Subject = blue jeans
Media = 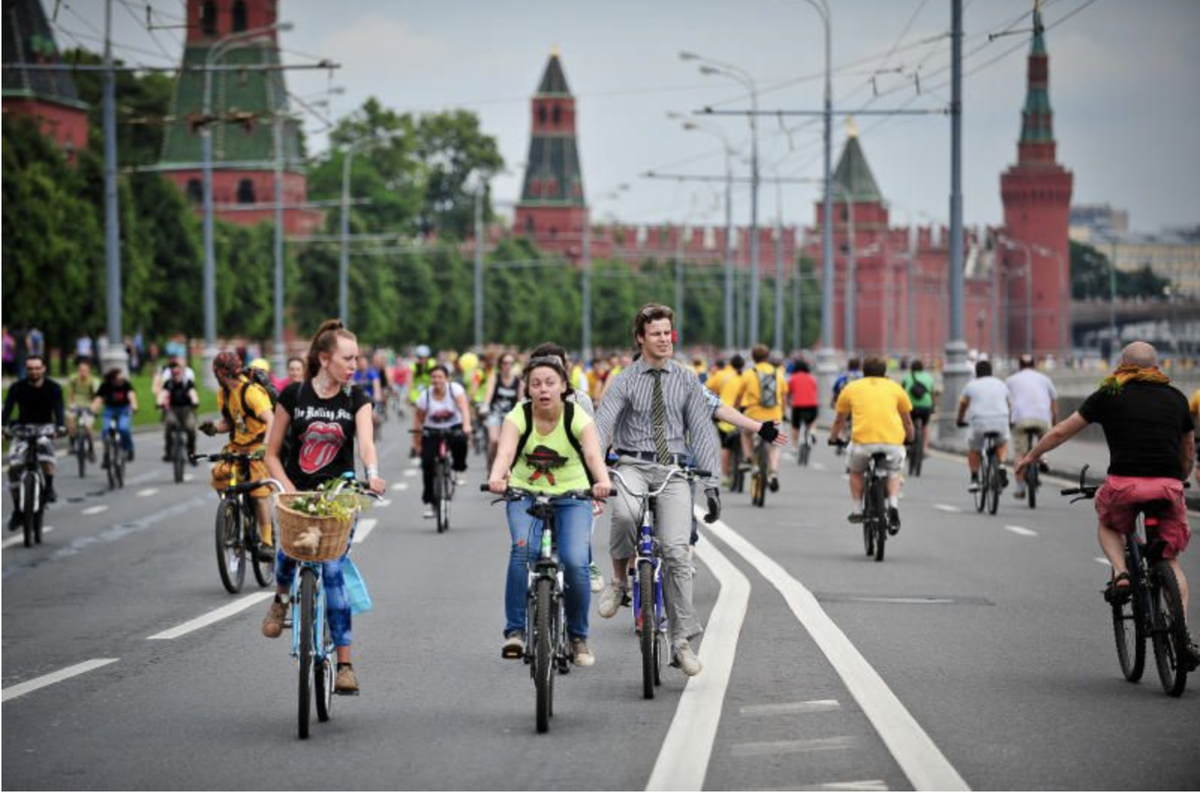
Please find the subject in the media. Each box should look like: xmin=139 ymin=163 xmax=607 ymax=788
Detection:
xmin=275 ymin=551 xmax=352 ymax=647
xmin=102 ymin=406 xmax=133 ymax=452
xmin=505 ymin=496 xmax=592 ymax=639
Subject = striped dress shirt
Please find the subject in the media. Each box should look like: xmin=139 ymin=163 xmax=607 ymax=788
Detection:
xmin=595 ymin=357 xmax=721 ymax=489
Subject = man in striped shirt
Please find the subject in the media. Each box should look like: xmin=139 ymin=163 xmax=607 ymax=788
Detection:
xmin=595 ymin=304 xmax=721 ymax=677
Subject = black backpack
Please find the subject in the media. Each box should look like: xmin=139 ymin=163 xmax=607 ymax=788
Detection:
xmin=907 ymin=376 xmax=928 ymax=401
xmin=512 ymin=400 xmax=594 ymax=486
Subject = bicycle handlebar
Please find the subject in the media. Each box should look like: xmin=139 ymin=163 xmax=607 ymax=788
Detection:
xmin=480 ymin=484 xmax=601 ymax=503
xmin=190 ymin=449 xmax=265 ymax=463
xmin=4 ymin=423 xmax=61 ymax=439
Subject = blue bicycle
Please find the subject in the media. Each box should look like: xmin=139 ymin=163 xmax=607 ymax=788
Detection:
xmin=275 ymin=477 xmax=378 ymax=739
xmin=609 ymin=465 xmax=709 ymax=699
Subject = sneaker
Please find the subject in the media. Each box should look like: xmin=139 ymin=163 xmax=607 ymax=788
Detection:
xmin=998 ymin=469 xmax=1009 ymax=489
xmin=1013 ymin=489 xmax=1026 ymax=500
xmin=501 ymin=631 xmax=525 ymax=659
xmin=335 ymin=663 xmax=359 ymax=694
xmin=423 ymin=506 xmax=435 ymax=519
xmin=887 ymin=506 xmax=901 ymax=535
xmin=8 ymin=513 xmax=21 ymax=532
xmin=847 ymin=511 xmax=864 ymax=524
xmin=1184 ymin=642 xmax=1200 ymax=673
xmin=597 ymin=580 xmax=628 ymax=619
xmin=161 ymin=454 xmax=171 ymax=462
xmin=768 ymin=474 xmax=780 ymax=493
xmin=673 ymin=640 xmax=702 ymax=677
xmin=589 ymin=563 xmax=604 ymax=593
xmin=968 ymin=475 xmax=980 ymax=493
xmin=46 ymin=486 xmax=57 ymax=504
xmin=261 ymin=595 xmax=288 ymax=638
xmin=571 ymin=637 xmax=595 ymax=667
xmin=127 ymin=448 xmax=135 ymax=462
xmin=256 ymin=543 xmax=276 ymax=563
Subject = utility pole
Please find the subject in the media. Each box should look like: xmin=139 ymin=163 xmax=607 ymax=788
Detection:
xmin=271 ymin=102 xmax=286 ymax=374
xmin=474 ymin=183 xmax=484 ymax=348
xmin=773 ymin=180 xmax=785 ymax=354
xmin=674 ymin=226 xmax=685 ymax=346
xmin=581 ymin=208 xmax=592 ymax=360
xmin=100 ymin=0 xmax=127 ymax=375
xmin=940 ymin=0 xmax=970 ymax=442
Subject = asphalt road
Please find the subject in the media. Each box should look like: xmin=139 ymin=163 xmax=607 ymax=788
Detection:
xmin=3 ymin=417 xmax=1198 ymax=791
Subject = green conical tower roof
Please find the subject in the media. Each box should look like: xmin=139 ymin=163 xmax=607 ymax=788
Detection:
xmin=832 ymin=121 xmax=882 ymax=202
xmin=519 ymin=49 xmax=584 ymax=207
xmin=2 ymin=0 xmax=87 ymax=110
xmin=537 ymin=51 xmax=571 ymax=96
xmin=1020 ymin=1 xmax=1054 ymax=144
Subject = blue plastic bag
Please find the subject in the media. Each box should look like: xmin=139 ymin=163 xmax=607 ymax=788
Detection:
xmin=343 ymin=557 xmax=372 ymax=615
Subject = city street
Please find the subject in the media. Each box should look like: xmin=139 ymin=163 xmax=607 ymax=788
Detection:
xmin=4 ymin=419 xmax=1197 ymax=791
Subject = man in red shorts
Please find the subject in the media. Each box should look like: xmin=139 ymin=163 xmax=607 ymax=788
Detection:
xmin=1016 ymin=341 xmax=1199 ymax=669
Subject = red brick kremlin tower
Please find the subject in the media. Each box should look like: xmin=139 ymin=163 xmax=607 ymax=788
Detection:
xmin=514 ymin=49 xmax=588 ymax=261
xmin=999 ymin=1 xmax=1073 ymax=355
xmin=156 ymin=0 xmax=319 ymax=234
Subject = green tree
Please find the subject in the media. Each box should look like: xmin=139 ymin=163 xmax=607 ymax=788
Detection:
xmin=1071 ymin=241 xmax=1170 ymax=300
xmin=65 ymin=48 xmax=175 ymax=166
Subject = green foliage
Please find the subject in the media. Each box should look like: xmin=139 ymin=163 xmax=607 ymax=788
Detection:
xmin=1071 ymin=241 xmax=1170 ymax=300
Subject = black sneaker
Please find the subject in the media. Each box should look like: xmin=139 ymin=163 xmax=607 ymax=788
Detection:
xmin=46 ymin=487 xmax=57 ymax=504
xmin=847 ymin=511 xmax=864 ymax=524
xmin=1185 ymin=642 xmax=1200 ymax=673
xmin=768 ymin=475 xmax=780 ymax=493
xmin=887 ymin=507 xmax=901 ymax=535
xmin=8 ymin=513 xmax=21 ymax=532
xmin=127 ymin=448 xmax=135 ymax=462
xmin=161 ymin=454 xmax=171 ymax=462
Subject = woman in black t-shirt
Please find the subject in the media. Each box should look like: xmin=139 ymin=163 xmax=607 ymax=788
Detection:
xmin=264 ymin=320 xmax=386 ymax=695
xmin=92 ymin=368 xmax=139 ymax=460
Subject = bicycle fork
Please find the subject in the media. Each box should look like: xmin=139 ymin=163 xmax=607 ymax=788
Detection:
xmin=631 ymin=522 xmax=665 ymax=634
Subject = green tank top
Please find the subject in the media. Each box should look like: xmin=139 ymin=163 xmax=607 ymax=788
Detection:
xmin=67 ymin=375 xmax=98 ymax=407
xmin=506 ymin=403 xmax=593 ymax=494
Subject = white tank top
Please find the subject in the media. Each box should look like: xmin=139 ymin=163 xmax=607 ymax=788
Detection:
xmin=418 ymin=382 xmax=465 ymax=429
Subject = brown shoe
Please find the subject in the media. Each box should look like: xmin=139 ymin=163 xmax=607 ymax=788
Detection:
xmin=335 ymin=663 xmax=359 ymax=694
xmin=261 ymin=596 xmax=288 ymax=638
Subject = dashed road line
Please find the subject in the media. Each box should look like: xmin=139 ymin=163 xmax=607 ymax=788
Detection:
xmin=403 ymin=469 xmax=418 ymax=478
xmin=705 ymin=517 xmax=971 ymax=791
xmin=740 ymin=699 xmax=840 ymax=717
xmin=799 ymin=780 xmax=889 ymax=792
xmin=812 ymin=462 xmax=828 ymax=471
xmin=353 ymin=518 xmax=378 ymax=544
xmin=646 ymin=516 xmax=751 ymax=792
xmin=81 ymin=505 xmax=109 ymax=516
xmin=934 ymin=503 xmax=962 ymax=513
xmin=731 ymin=737 xmax=858 ymax=757
xmin=1094 ymin=557 xmax=1111 ymax=566
xmin=376 ymin=499 xmax=392 ymax=507
xmin=147 ymin=592 xmax=274 ymax=640
xmin=1004 ymin=525 xmax=1038 ymax=537
xmin=137 ymin=488 xmax=159 ymax=497
xmin=2 ymin=527 xmax=54 ymax=550
xmin=2 ymin=658 xmax=119 ymax=702
xmin=390 ymin=482 xmax=409 ymax=492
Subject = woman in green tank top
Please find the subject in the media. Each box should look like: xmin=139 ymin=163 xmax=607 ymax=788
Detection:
xmin=487 ymin=357 xmax=612 ymax=667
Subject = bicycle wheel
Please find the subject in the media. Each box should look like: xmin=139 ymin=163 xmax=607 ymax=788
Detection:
xmin=638 ymin=560 xmax=655 ymax=700
xmin=987 ymin=469 xmax=1001 ymax=515
xmin=534 ymin=577 xmax=553 ymax=733
xmin=755 ymin=445 xmax=769 ymax=508
xmin=249 ymin=508 xmax=275 ymax=588
xmin=730 ymin=443 xmax=744 ymax=493
xmin=1027 ymin=465 xmax=1038 ymax=510
xmin=114 ymin=443 xmax=125 ymax=489
xmin=172 ymin=432 xmax=185 ymax=484
xmin=215 ymin=499 xmax=245 ymax=594
xmin=76 ymin=433 xmax=87 ymax=478
xmin=1111 ymin=570 xmax=1146 ymax=683
xmin=910 ymin=425 xmax=924 ymax=477
xmin=1150 ymin=563 xmax=1188 ymax=696
xmin=314 ymin=608 xmax=333 ymax=723
xmin=974 ymin=459 xmax=988 ymax=513
xmin=22 ymin=473 xmax=37 ymax=549
xmin=298 ymin=568 xmax=317 ymax=739
xmin=861 ymin=477 xmax=876 ymax=557
xmin=104 ymin=439 xmax=116 ymax=491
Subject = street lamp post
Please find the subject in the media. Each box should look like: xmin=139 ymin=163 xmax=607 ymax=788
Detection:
xmin=830 ymin=181 xmax=856 ymax=354
xmin=100 ymin=0 xmax=127 ymax=375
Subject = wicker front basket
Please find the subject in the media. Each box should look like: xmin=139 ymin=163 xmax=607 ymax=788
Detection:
xmin=276 ymin=492 xmax=355 ymax=562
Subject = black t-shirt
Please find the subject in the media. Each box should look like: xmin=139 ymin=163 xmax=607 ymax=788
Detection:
xmin=1078 ymin=381 xmax=1193 ymax=479
xmin=2 ymin=378 xmax=64 ymax=426
xmin=97 ymin=379 xmax=134 ymax=409
xmin=163 ymin=377 xmax=195 ymax=408
xmin=278 ymin=381 xmax=370 ymax=491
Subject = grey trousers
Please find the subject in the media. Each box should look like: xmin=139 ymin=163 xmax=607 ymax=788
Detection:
xmin=608 ymin=458 xmax=703 ymax=645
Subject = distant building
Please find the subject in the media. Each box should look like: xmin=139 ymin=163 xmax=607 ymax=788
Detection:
xmin=1069 ymin=203 xmax=1129 ymax=243
xmin=1100 ymin=227 xmax=1200 ymax=298
xmin=155 ymin=0 xmax=320 ymax=235
xmin=1 ymin=0 xmax=89 ymax=162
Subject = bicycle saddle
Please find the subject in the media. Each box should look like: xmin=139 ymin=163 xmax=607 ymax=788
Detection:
xmin=870 ymin=452 xmax=890 ymax=464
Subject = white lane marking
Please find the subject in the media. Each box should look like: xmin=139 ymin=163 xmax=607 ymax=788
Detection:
xmin=137 ymin=488 xmax=159 ymax=497
xmin=81 ymin=505 xmax=109 ymax=516
xmin=403 ymin=469 xmax=418 ymax=478
xmin=812 ymin=462 xmax=828 ymax=471
xmin=1094 ymin=557 xmax=1111 ymax=566
xmin=731 ymin=736 xmax=858 ymax=757
xmin=1004 ymin=525 xmax=1038 ymax=537
xmin=353 ymin=518 xmax=378 ymax=544
xmin=183 ymin=473 xmax=195 ymax=482
xmin=376 ymin=499 xmax=392 ymax=507
xmin=2 ymin=527 xmax=54 ymax=550
xmin=2 ymin=658 xmax=119 ymax=702
xmin=646 ymin=518 xmax=751 ymax=793
xmin=408 ymin=458 xmax=420 ymax=468
xmin=740 ymin=699 xmax=841 ymax=717
xmin=800 ymin=781 xmax=889 ymax=792
xmin=704 ymin=518 xmax=970 ymax=792
xmin=390 ymin=482 xmax=409 ymax=492
xmin=934 ymin=503 xmax=962 ymax=513
xmin=146 ymin=592 xmax=273 ymax=640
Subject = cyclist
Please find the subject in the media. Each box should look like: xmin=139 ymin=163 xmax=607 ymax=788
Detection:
xmin=788 ymin=358 xmax=819 ymax=455
xmin=408 ymin=345 xmax=435 ymax=408
xmin=92 ymin=367 xmax=138 ymax=462
xmin=3 ymin=355 xmax=65 ymax=524
xmin=263 ymin=320 xmax=386 ymax=694
xmin=199 ymin=353 xmax=276 ymax=558
xmin=595 ymin=304 xmax=721 ymax=677
xmin=488 ymin=356 xmax=612 ymax=665
xmin=353 ymin=353 xmax=384 ymax=440
xmin=158 ymin=358 xmax=199 ymax=464
xmin=737 ymin=344 xmax=788 ymax=493
xmin=955 ymin=359 xmax=1011 ymax=494
xmin=900 ymin=359 xmax=936 ymax=460
xmin=1016 ymin=341 xmax=1199 ymax=670
xmin=482 ymin=352 xmax=523 ymax=464
xmin=412 ymin=364 xmax=472 ymax=519
xmin=711 ymin=354 xmax=746 ymax=485
xmin=1006 ymin=354 xmax=1057 ymax=500
xmin=829 ymin=356 xmax=914 ymax=530
xmin=66 ymin=358 xmax=99 ymax=463
xmin=831 ymin=357 xmax=862 ymax=409
xmin=286 ymin=356 xmax=306 ymax=385
xmin=372 ymin=350 xmax=392 ymax=418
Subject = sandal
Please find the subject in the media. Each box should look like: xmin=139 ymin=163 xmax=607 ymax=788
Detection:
xmin=1104 ymin=571 xmax=1132 ymax=604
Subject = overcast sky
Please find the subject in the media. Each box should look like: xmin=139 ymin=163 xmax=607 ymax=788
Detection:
xmin=70 ymin=0 xmax=1198 ymax=234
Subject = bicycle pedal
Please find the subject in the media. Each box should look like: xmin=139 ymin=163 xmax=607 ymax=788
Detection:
xmin=334 ymin=688 xmax=360 ymax=697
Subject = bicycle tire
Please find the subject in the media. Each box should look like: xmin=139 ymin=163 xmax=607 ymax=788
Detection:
xmin=76 ymin=432 xmax=87 ymax=478
xmin=535 ymin=577 xmax=553 ymax=733
xmin=974 ymin=458 xmax=988 ymax=513
xmin=215 ymin=499 xmax=245 ymax=594
xmin=755 ymin=444 xmax=769 ymax=508
xmin=988 ymin=469 xmax=1001 ymax=515
xmin=314 ymin=609 xmax=333 ymax=723
xmin=1027 ymin=466 xmax=1038 ymax=510
xmin=172 ymin=431 xmax=185 ymax=484
xmin=1150 ymin=562 xmax=1188 ymax=696
xmin=639 ymin=560 xmax=655 ymax=700
xmin=730 ymin=443 xmax=744 ymax=493
xmin=114 ymin=443 xmax=125 ymax=489
xmin=22 ymin=473 xmax=37 ymax=549
xmin=298 ymin=568 xmax=316 ymax=739
xmin=248 ymin=506 xmax=275 ymax=588
xmin=910 ymin=424 xmax=924 ymax=477
xmin=103 ymin=438 xmax=115 ymax=490
xmin=1111 ymin=566 xmax=1146 ymax=682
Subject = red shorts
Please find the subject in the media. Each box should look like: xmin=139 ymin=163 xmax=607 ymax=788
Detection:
xmin=1095 ymin=476 xmax=1190 ymax=559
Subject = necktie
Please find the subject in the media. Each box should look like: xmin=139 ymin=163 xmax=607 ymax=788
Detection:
xmin=649 ymin=369 xmax=671 ymax=465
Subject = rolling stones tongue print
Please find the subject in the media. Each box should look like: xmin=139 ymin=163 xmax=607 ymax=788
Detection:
xmin=299 ymin=421 xmax=348 ymax=474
